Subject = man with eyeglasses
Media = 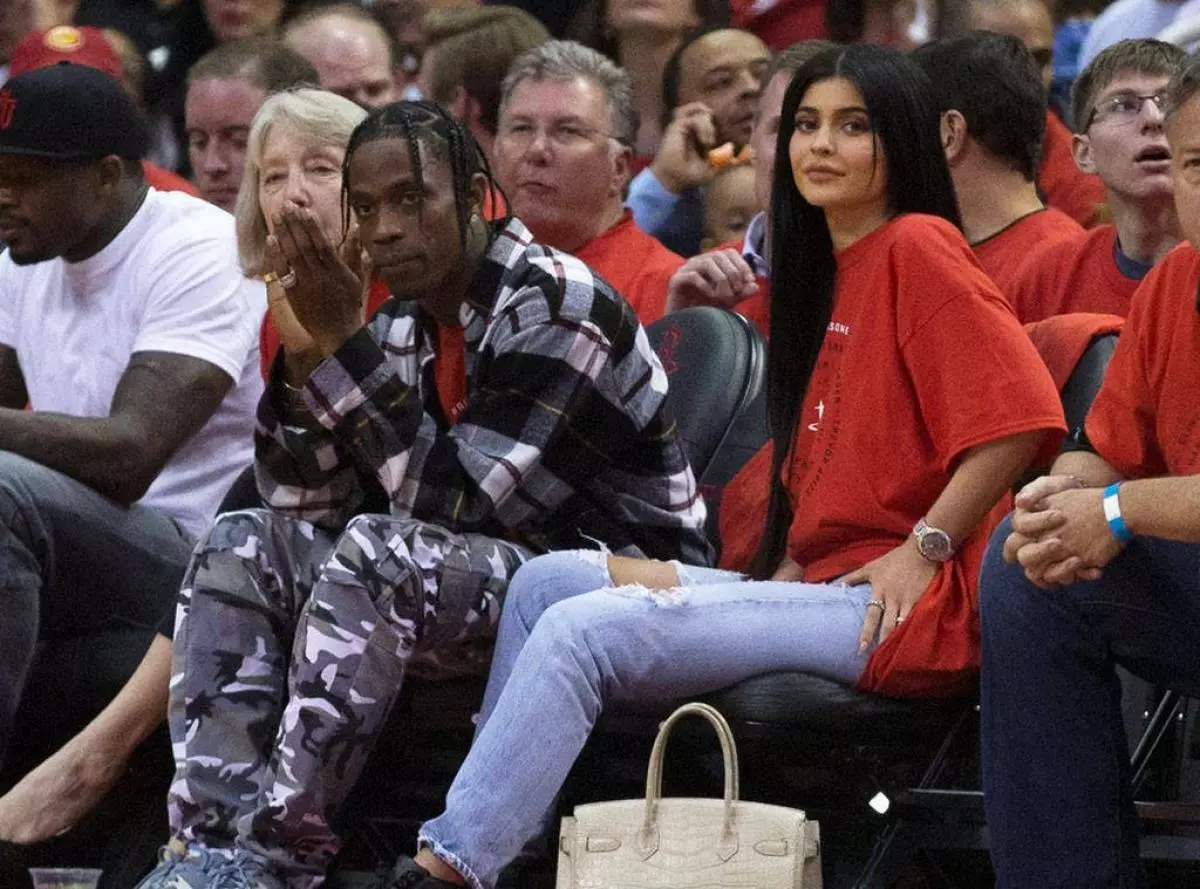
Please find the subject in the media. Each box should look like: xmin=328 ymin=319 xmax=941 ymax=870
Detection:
xmin=493 ymin=40 xmax=686 ymax=325
xmin=912 ymin=33 xmax=1084 ymax=304
xmin=1008 ymin=39 xmax=1185 ymax=322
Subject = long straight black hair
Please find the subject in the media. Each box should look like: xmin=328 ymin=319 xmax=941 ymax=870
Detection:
xmin=752 ymin=44 xmax=963 ymax=579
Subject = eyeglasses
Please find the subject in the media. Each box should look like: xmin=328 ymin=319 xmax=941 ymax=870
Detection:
xmin=497 ymin=120 xmax=624 ymax=152
xmin=1085 ymin=91 xmax=1167 ymax=130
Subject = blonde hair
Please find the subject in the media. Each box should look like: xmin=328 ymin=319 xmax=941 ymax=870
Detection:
xmin=235 ymin=88 xmax=367 ymax=277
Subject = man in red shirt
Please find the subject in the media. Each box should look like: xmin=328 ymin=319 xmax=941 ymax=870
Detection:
xmin=913 ymin=32 xmax=1083 ymax=301
xmin=956 ymin=0 xmax=1108 ymax=227
xmin=979 ymin=54 xmax=1200 ymax=889
xmin=493 ymin=40 xmax=685 ymax=326
xmin=1008 ymin=39 xmax=1184 ymax=322
xmin=184 ymin=39 xmax=316 ymax=212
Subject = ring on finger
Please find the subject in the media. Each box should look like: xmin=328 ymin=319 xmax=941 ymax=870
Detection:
xmin=866 ymin=600 xmax=885 ymax=612
xmin=279 ymin=268 xmax=298 ymax=290
xmin=896 ymin=616 xmax=907 ymax=624
xmin=262 ymin=271 xmax=280 ymax=285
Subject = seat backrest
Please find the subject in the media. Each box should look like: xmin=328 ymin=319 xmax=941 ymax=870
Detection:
xmin=1018 ymin=330 xmax=1120 ymax=489
xmin=645 ymin=308 xmax=769 ymax=547
xmin=1060 ymin=333 xmax=1119 ymax=435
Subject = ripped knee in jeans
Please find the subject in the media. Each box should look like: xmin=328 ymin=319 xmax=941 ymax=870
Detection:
xmin=606 ymin=554 xmax=680 ymax=589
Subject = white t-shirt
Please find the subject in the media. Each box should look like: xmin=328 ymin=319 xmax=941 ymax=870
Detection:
xmin=0 ymin=188 xmax=266 ymax=536
xmin=1079 ymin=0 xmax=1190 ymax=67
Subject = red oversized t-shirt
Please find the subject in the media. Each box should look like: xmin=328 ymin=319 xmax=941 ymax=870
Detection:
xmin=972 ymin=207 xmax=1083 ymax=305
xmin=1085 ymin=243 xmax=1200 ymax=478
xmin=1040 ymin=112 xmax=1106 ymax=229
xmin=576 ymin=211 xmax=686 ymax=326
xmin=1007 ymin=225 xmax=1146 ymax=323
xmin=783 ymin=214 xmax=1065 ymax=698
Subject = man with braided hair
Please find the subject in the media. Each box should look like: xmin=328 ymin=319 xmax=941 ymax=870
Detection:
xmin=136 ymin=100 xmax=710 ymax=889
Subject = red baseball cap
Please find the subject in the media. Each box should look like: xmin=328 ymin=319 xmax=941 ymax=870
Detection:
xmin=9 ymin=26 xmax=124 ymax=81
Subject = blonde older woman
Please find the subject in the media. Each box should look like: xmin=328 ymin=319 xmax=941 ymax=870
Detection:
xmin=0 ymin=87 xmax=372 ymax=850
xmin=230 ymin=87 xmax=386 ymax=376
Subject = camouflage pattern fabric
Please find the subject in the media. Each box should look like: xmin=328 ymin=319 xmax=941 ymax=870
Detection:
xmin=166 ymin=508 xmax=530 ymax=883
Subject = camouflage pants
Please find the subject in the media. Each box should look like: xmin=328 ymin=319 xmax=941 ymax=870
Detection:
xmin=166 ymin=509 xmax=530 ymax=883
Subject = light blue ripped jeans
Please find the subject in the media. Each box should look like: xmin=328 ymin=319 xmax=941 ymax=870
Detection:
xmin=419 ymin=551 xmax=875 ymax=889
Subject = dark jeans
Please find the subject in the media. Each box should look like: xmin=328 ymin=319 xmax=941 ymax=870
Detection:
xmin=980 ymin=515 xmax=1200 ymax=889
xmin=0 ymin=451 xmax=194 ymax=764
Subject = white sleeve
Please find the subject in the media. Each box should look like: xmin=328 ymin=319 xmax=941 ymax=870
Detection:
xmin=132 ymin=231 xmax=264 ymax=383
xmin=0 ymin=255 xmax=16 ymax=349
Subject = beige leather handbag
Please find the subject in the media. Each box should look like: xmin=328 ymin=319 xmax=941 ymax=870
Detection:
xmin=556 ymin=702 xmax=822 ymax=889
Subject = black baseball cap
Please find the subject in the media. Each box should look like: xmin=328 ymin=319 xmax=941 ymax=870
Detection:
xmin=0 ymin=61 xmax=150 ymax=161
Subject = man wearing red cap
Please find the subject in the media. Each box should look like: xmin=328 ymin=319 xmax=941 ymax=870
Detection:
xmin=0 ymin=62 xmax=264 ymax=844
xmin=9 ymin=25 xmax=198 ymax=196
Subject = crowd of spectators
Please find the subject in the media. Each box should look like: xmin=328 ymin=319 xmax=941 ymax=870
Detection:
xmin=0 ymin=1 xmax=1199 ymax=888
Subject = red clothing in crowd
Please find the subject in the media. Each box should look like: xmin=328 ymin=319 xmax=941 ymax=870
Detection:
xmin=782 ymin=214 xmax=1064 ymax=697
xmin=1040 ymin=112 xmax=1106 ymax=229
xmin=1085 ymin=243 xmax=1200 ymax=477
xmin=1024 ymin=312 xmax=1125 ymax=393
xmin=972 ymin=207 xmax=1083 ymax=304
xmin=575 ymin=211 xmax=685 ymax=326
xmin=731 ymin=0 xmax=828 ymax=49
xmin=259 ymin=278 xmax=392 ymax=378
xmin=434 ymin=323 xmax=469 ymax=426
xmin=1006 ymin=225 xmax=1144 ymax=323
xmin=144 ymin=162 xmax=199 ymax=196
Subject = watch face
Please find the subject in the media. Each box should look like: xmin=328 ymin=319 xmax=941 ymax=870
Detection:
xmin=919 ymin=528 xmax=954 ymax=561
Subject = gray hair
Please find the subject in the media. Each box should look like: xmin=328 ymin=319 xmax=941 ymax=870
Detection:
xmin=500 ymin=40 xmax=636 ymax=146
xmin=235 ymin=88 xmax=367 ymax=277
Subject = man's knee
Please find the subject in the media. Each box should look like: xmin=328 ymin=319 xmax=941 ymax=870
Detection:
xmin=184 ymin=509 xmax=318 ymax=615
xmin=324 ymin=514 xmax=426 ymax=615
xmin=0 ymin=451 xmax=56 ymax=525
xmin=980 ymin=514 xmax=1051 ymax=642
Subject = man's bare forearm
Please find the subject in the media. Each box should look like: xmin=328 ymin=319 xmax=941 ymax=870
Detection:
xmin=1120 ymin=475 xmax=1200 ymax=544
xmin=0 ymin=351 xmax=233 ymax=504
xmin=1049 ymin=450 xmax=1123 ymax=488
xmin=0 ymin=408 xmax=158 ymax=503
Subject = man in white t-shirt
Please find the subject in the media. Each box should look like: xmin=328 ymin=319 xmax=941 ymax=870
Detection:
xmin=0 ymin=62 xmax=264 ymax=841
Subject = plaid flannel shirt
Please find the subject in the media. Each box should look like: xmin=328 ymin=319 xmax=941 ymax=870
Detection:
xmin=256 ymin=218 xmax=712 ymax=566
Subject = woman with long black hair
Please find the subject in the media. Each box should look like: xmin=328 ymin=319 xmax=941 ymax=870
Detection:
xmin=382 ymin=43 xmax=1067 ymax=889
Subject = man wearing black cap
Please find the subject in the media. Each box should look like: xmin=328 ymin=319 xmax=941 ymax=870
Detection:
xmin=0 ymin=62 xmax=264 ymax=843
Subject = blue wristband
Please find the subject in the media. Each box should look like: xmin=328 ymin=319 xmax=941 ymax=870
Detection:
xmin=1102 ymin=482 xmax=1133 ymax=545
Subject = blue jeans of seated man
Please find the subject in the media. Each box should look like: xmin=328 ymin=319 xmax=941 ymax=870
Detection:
xmin=0 ymin=450 xmax=194 ymax=765
xmin=420 ymin=550 xmax=876 ymax=889
xmin=980 ymin=516 xmax=1200 ymax=889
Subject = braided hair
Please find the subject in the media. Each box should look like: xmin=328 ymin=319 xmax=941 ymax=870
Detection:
xmin=341 ymin=100 xmax=503 ymax=248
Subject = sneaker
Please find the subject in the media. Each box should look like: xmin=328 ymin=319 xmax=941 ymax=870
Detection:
xmin=134 ymin=844 xmax=226 ymax=889
xmin=209 ymin=850 xmax=287 ymax=889
xmin=373 ymin=856 xmax=465 ymax=889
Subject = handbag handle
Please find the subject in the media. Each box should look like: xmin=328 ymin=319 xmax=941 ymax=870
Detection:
xmin=639 ymin=702 xmax=740 ymax=859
